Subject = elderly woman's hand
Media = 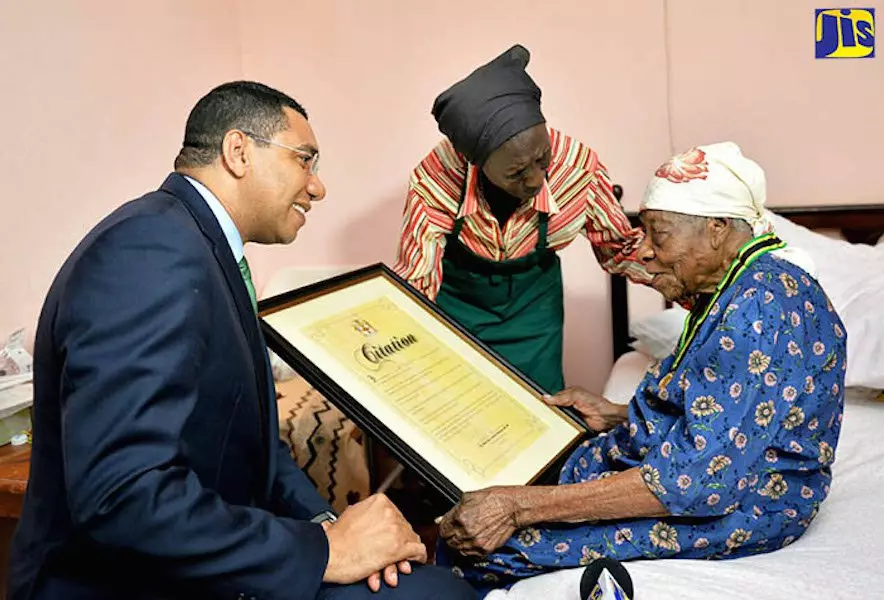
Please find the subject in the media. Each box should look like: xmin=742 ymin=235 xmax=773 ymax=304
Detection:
xmin=545 ymin=387 xmax=628 ymax=432
xmin=438 ymin=487 xmax=522 ymax=556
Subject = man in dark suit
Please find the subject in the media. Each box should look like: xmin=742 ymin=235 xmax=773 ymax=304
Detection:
xmin=8 ymin=81 xmax=475 ymax=600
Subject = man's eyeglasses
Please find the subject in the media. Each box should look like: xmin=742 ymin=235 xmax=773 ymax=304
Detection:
xmin=243 ymin=131 xmax=320 ymax=175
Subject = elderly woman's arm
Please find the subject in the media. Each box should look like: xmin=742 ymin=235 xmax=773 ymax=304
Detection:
xmin=582 ymin=161 xmax=652 ymax=286
xmin=512 ymin=468 xmax=668 ymax=525
xmin=439 ymin=469 xmax=667 ymax=556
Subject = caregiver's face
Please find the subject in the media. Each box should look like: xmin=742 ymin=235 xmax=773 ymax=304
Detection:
xmin=482 ymin=124 xmax=551 ymax=201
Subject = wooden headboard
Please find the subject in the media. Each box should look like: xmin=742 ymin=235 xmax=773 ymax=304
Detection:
xmin=610 ymin=203 xmax=884 ymax=362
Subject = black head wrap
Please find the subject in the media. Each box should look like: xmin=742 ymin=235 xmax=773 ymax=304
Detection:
xmin=431 ymin=44 xmax=545 ymax=166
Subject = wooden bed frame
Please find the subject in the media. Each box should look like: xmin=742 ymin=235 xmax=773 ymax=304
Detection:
xmin=609 ymin=203 xmax=884 ymax=361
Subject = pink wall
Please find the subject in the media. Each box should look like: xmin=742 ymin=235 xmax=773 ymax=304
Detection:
xmin=239 ymin=0 xmax=672 ymax=391
xmin=668 ymin=0 xmax=884 ymax=206
xmin=0 ymin=0 xmax=242 ymax=350
xmin=2 ymin=1 xmax=883 ymax=391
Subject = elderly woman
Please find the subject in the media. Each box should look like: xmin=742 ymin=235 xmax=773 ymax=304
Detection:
xmin=437 ymin=142 xmax=847 ymax=595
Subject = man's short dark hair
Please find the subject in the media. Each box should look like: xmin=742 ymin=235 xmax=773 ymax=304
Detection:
xmin=174 ymin=81 xmax=307 ymax=169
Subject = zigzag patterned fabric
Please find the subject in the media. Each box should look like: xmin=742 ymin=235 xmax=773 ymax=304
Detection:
xmin=276 ymin=377 xmax=370 ymax=513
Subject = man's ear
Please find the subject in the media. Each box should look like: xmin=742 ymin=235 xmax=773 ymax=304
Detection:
xmin=706 ymin=217 xmax=729 ymax=249
xmin=220 ymin=130 xmax=250 ymax=179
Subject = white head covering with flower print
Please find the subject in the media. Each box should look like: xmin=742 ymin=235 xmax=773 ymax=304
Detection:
xmin=641 ymin=141 xmax=817 ymax=277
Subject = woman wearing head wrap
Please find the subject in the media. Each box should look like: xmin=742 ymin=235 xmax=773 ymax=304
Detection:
xmin=436 ymin=142 xmax=845 ymax=597
xmin=393 ymin=45 xmax=648 ymax=394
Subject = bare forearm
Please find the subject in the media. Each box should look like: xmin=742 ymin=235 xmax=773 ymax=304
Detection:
xmin=512 ymin=468 xmax=668 ymax=527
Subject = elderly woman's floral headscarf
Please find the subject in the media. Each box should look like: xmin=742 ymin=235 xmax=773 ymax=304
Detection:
xmin=641 ymin=142 xmax=816 ymax=277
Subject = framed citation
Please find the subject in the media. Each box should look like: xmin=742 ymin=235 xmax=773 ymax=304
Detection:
xmin=258 ymin=263 xmax=588 ymax=504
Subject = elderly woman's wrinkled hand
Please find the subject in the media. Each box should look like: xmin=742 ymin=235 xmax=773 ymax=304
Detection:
xmin=438 ymin=487 xmax=521 ymax=556
xmin=544 ymin=387 xmax=628 ymax=432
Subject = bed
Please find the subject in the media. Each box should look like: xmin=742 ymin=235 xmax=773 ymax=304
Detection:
xmin=487 ymin=204 xmax=884 ymax=599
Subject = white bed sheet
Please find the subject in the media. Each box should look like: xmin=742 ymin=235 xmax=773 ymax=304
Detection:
xmin=487 ymin=352 xmax=884 ymax=599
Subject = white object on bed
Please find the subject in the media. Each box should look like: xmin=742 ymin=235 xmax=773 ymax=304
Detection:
xmin=601 ymin=351 xmax=654 ymax=405
xmin=486 ymin=384 xmax=884 ymax=599
xmin=627 ymin=307 xmax=688 ymax=361
xmin=766 ymin=212 xmax=884 ymax=390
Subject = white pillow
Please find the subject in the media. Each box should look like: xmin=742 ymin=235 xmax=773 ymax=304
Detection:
xmin=628 ymin=306 xmax=688 ymax=360
xmin=603 ymin=350 xmax=655 ymax=405
xmin=766 ymin=211 xmax=884 ymax=390
xmin=832 ymin=268 xmax=884 ymax=390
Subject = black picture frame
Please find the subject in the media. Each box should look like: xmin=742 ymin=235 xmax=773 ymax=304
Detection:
xmin=258 ymin=263 xmax=590 ymax=505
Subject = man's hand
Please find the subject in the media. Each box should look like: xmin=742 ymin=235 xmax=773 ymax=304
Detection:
xmin=438 ymin=487 xmax=521 ymax=557
xmin=322 ymin=494 xmax=427 ymax=590
xmin=545 ymin=387 xmax=628 ymax=432
xmin=320 ymin=521 xmax=412 ymax=592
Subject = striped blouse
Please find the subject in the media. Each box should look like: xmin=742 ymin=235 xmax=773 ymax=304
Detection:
xmin=393 ymin=128 xmax=651 ymax=300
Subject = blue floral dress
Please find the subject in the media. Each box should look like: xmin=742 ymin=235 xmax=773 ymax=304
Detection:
xmin=443 ymin=241 xmax=847 ymax=594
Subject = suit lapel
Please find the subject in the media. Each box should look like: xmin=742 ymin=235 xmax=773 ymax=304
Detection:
xmin=160 ymin=173 xmax=271 ymax=486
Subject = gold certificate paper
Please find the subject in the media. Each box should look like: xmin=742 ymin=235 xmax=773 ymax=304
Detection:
xmin=262 ymin=271 xmax=583 ymax=494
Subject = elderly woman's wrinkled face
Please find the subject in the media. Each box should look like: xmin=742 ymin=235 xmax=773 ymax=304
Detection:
xmin=637 ymin=210 xmax=725 ymax=303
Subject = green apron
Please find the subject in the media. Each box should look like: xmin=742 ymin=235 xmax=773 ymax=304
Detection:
xmin=435 ymin=189 xmax=565 ymax=394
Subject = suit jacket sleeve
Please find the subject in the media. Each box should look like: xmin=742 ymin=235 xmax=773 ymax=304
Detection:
xmin=57 ymin=214 xmax=328 ymax=600
xmin=270 ymin=436 xmax=335 ymax=519
xmin=259 ymin=342 xmax=335 ymax=520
